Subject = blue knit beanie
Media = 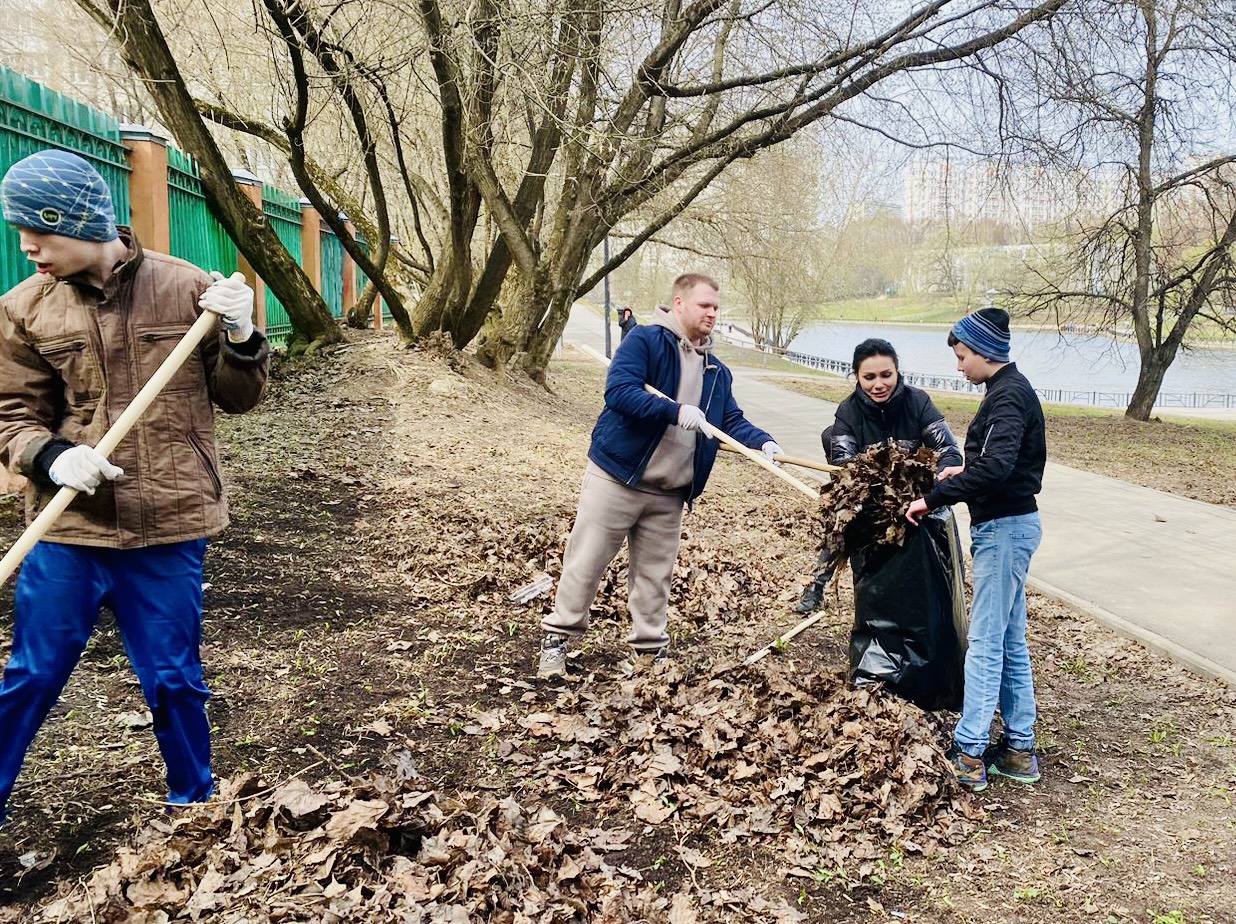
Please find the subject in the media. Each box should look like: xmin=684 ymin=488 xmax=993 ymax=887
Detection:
xmin=952 ymin=308 xmax=1011 ymax=363
xmin=1 ymin=150 xmax=118 ymax=242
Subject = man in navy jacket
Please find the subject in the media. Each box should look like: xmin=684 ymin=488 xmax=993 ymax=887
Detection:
xmin=538 ymin=274 xmax=781 ymax=677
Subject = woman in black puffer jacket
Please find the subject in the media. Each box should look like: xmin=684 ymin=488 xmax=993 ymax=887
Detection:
xmin=797 ymin=338 xmax=962 ymax=612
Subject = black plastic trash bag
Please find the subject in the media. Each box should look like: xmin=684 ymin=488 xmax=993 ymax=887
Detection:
xmin=847 ymin=506 xmax=967 ymax=711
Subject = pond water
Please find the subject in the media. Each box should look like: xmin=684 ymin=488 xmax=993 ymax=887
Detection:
xmin=788 ymin=322 xmax=1236 ymax=396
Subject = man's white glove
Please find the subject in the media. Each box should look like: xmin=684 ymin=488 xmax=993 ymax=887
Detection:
xmin=677 ymin=405 xmax=708 ymax=432
xmin=200 ymin=271 xmax=255 ymax=343
xmin=49 ymin=445 xmax=124 ymax=495
xmin=761 ymin=440 xmax=784 ymax=466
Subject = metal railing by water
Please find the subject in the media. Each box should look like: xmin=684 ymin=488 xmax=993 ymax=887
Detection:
xmin=720 ymin=334 xmax=1236 ymax=409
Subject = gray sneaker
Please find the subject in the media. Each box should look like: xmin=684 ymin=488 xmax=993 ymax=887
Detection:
xmin=537 ymin=633 xmax=569 ymax=679
xmin=623 ymin=646 xmax=670 ymax=674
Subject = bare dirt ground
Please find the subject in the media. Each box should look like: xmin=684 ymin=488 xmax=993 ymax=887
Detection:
xmin=0 ymin=331 xmax=1233 ymax=922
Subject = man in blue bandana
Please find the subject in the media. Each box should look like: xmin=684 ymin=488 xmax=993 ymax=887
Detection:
xmin=906 ymin=307 xmax=1047 ymax=792
xmin=0 ymin=149 xmax=270 ymax=825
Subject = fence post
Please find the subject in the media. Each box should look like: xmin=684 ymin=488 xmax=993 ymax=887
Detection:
xmin=340 ymin=217 xmax=357 ymax=313
xmin=120 ymin=125 xmax=170 ymax=253
xmin=231 ymin=168 xmax=266 ymax=333
xmin=299 ymin=199 xmax=322 ymax=295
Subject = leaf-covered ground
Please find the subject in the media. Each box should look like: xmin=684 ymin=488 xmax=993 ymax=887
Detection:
xmin=0 ymin=332 xmax=1232 ymax=922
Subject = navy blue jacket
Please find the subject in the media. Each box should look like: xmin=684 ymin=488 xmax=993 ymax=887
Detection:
xmin=588 ymin=323 xmax=773 ymax=503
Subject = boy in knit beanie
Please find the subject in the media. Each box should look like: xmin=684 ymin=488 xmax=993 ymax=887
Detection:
xmin=906 ymin=307 xmax=1047 ymax=791
xmin=0 ymin=149 xmax=270 ymax=826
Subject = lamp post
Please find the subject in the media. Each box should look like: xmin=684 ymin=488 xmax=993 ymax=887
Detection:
xmin=603 ymin=234 xmax=612 ymax=359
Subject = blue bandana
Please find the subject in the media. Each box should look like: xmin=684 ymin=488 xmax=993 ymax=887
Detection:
xmin=952 ymin=309 xmax=1011 ymax=363
xmin=1 ymin=150 xmax=119 ymax=242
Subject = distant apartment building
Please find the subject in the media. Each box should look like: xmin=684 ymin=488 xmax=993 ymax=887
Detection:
xmin=903 ymin=154 xmax=1124 ymax=231
xmin=0 ymin=0 xmax=158 ymax=124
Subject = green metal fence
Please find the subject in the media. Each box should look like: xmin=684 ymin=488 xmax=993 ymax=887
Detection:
xmin=355 ymin=233 xmax=370 ymax=303
xmin=0 ymin=64 xmax=131 ymax=293
xmin=320 ymin=226 xmax=344 ymax=318
xmin=260 ymin=184 xmax=303 ymax=343
xmin=167 ymin=146 xmax=237 ymax=276
xmin=0 ymin=66 xmax=363 ymax=346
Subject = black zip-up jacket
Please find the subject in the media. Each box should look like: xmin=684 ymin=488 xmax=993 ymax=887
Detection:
xmin=826 ymin=379 xmax=962 ymax=471
xmin=924 ymin=363 xmax=1045 ymax=525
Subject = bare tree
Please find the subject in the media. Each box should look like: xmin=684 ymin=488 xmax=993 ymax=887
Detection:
xmin=69 ymin=0 xmax=344 ymax=349
xmin=81 ymin=0 xmax=1066 ymax=378
xmin=1002 ymin=0 xmax=1236 ymax=419
xmin=447 ymin=0 xmax=1070 ymax=380
xmin=709 ymin=141 xmax=825 ymax=350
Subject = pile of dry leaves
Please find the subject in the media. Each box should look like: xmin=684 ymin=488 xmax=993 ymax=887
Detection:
xmin=24 ymin=768 xmax=666 ymax=924
xmin=20 ymin=749 xmax=850 ymax=924
xmin=464 ymin=659 xmax=978 ymax=878
xmin=385 ymin=502 xmax=787 ymax=632
xmin=815 ymin=443 xmax=937 ymax=561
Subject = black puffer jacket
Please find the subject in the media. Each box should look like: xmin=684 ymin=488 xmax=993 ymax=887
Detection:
xmin=825 ymin=379 xmax=962 ymax=472
xmin=924 ymin=363 xmax=1045 ymax=525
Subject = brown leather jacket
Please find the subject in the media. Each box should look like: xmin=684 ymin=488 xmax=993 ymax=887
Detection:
xmin=0 ymin=231 xmax=269 ymax=548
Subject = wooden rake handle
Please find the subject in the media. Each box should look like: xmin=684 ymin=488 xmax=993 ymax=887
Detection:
xmin=643 ymin=384 xmax=819 ymax=500
xmin=719 ymin=443 xmax=840 ymax=474
xmin=0 ymin=310 xmax=220 ymax=585
xmin=743 ymin=611 xmax=829 ymax=667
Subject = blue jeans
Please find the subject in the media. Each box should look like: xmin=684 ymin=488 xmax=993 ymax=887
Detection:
xmin=0 ymin=539 xmax=213 ymax=819
xmin=954 ymin=512 xmax=1042 ymax=758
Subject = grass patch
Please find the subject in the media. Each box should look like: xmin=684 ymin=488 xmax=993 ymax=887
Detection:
xmin=709 ymin=342 xmax=828 ymax=375
xmin=808 ymin=296 xmax=969 ymax=325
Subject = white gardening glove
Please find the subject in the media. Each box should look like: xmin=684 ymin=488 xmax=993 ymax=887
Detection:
xmin=677 ymin=405 xmax=708 ymax=432
xmin=200 ymin=271 xmax=255 ymax=343
xmin=761 ymin=440 xmax=784 ymax=466
xmin=49 ymin=445 xmax=124 ymax=495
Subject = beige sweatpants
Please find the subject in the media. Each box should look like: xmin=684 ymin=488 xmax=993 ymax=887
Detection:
xmin=543 ymin=465 xmax=685 ymax=652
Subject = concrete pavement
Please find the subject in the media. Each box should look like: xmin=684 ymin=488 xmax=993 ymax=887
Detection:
xmin=564 ymin=306 xmax=1236 ymax=686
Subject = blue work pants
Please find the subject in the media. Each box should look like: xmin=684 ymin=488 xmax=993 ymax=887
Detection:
xmin=0 ymin=539 xmax=213 ymax=818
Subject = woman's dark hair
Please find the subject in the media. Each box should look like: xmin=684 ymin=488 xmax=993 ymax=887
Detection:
xmin=947 ymin=332 xmax=960 ymax=347
xmin=851 ymin=338 xmax=899 ymax=374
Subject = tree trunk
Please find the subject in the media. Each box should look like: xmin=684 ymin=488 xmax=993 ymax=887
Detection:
xmin=520 ymin=283 xmax=576 ymax=383
xmin=474 ymin=266 xmax=547 ymax=372
xmin=411 ymin=244 xmax=473 ymax=340
xmin=98 ymin=0 xmax=342 ymax=347
xmin=1126 ymin=342 xmax=1177 ymax=421
xmin=347 ymin=282 xmax=380 ymax=328
xmin=518 ymin=248 xmax=596 ymax=382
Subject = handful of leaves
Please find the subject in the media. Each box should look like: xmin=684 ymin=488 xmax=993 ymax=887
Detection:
xmin=816 ymin=441 xmax=937 ymax=562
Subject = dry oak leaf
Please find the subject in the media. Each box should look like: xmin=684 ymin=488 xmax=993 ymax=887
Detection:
xmin=630 ymin=783 xmax=677 ymax=825
xmin=668 ymin=892 xmax=700 ymax=924
xmin=323 ymin=798 xmax=388 ymax=842
xmin=272 ymin=777 xmax=331 ymax=819
xmin=185 ymin=865 xmax=227 ymax=921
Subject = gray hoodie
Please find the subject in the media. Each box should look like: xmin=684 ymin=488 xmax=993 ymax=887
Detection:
xmin=638 ymin=305 xmax=713 ymax=493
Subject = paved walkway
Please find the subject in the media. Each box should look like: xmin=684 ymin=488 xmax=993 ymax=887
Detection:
xmin=565 ymin=307 xmax=1236 ymax=685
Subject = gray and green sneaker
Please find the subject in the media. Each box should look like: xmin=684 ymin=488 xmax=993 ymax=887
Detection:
xmin=989 ymin=740 xmax=1040 ymax=784
xmin=949 ymin=747 xmax=989 ymax=792
xmin=537 ymin=633 xmax=569 ymax=679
